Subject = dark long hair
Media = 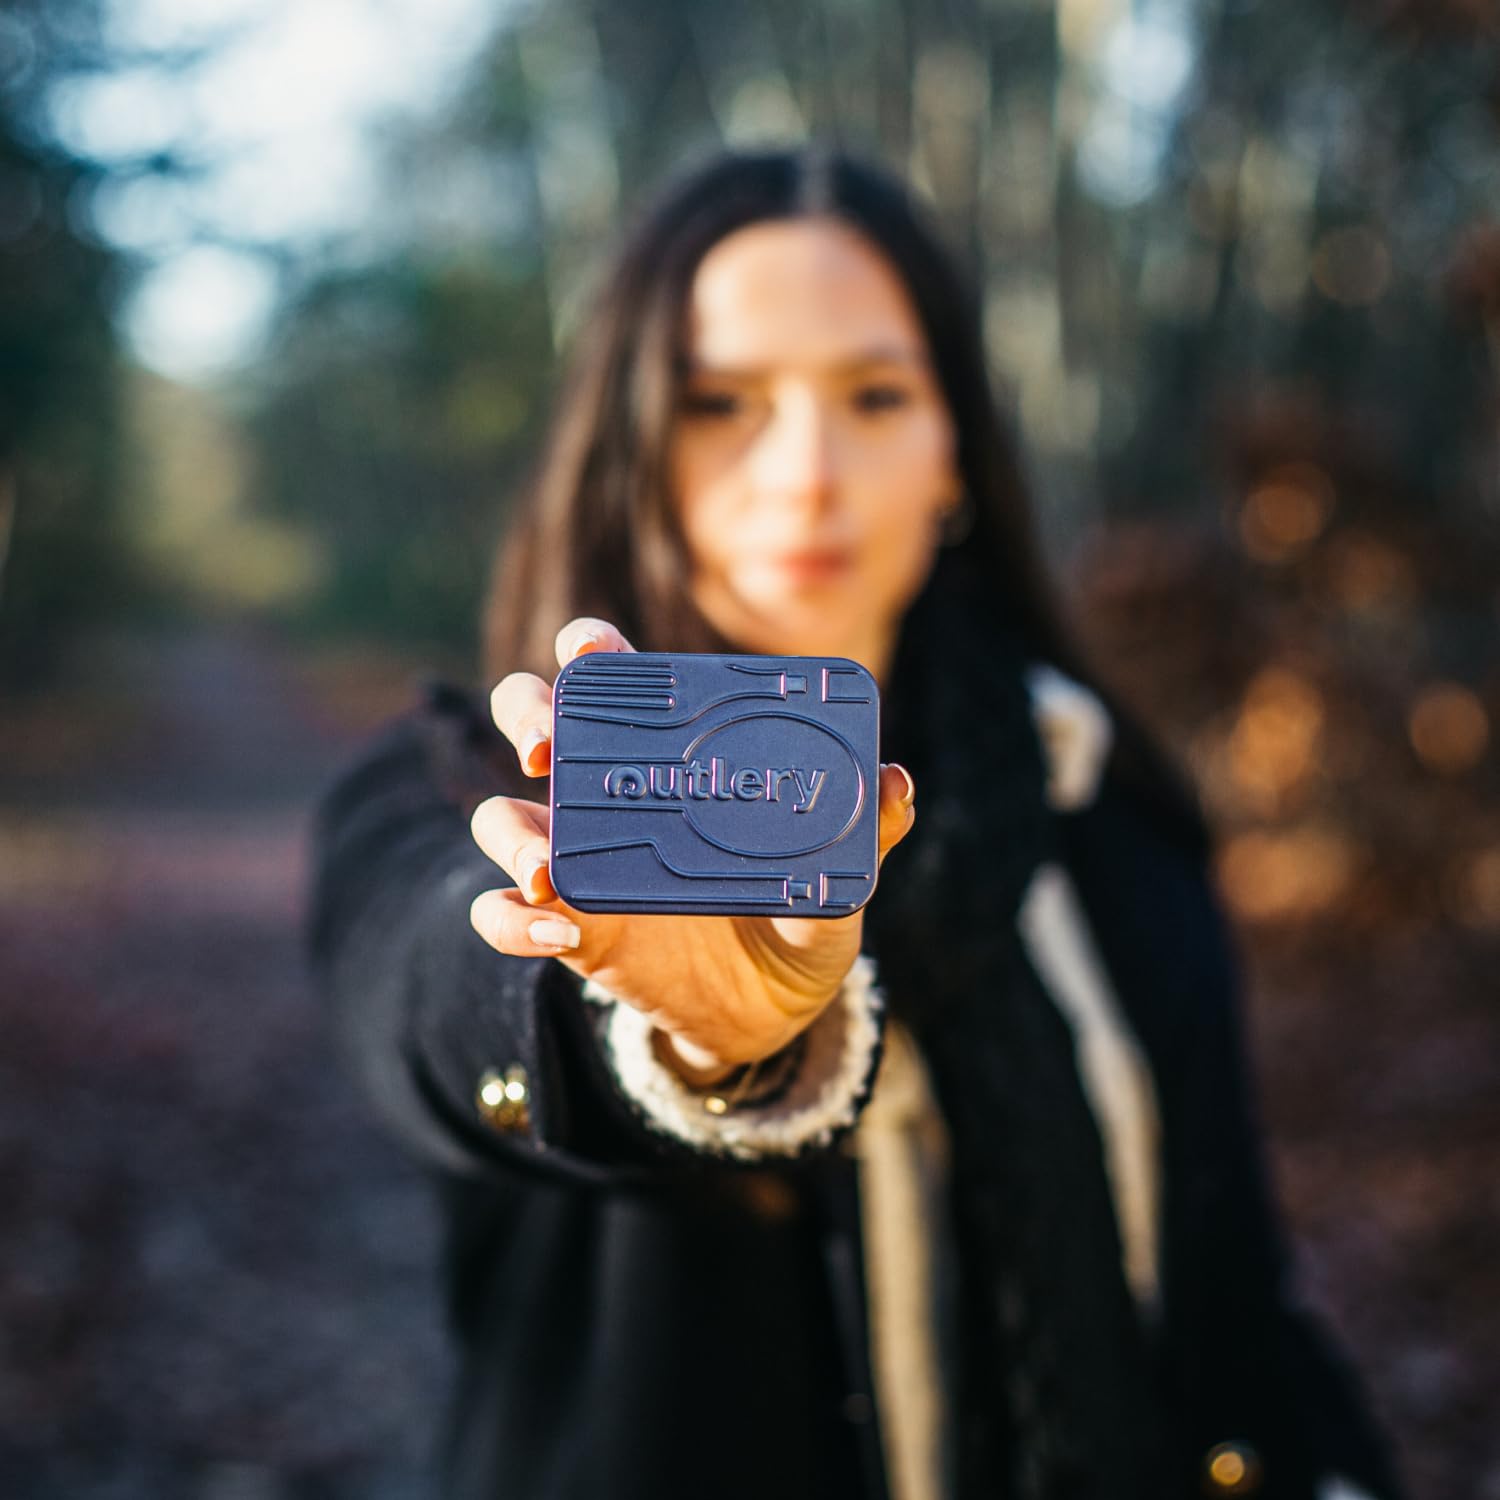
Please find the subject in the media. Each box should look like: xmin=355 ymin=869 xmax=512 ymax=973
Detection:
xmin=482 ymin=145 xmax=1207 ymax=853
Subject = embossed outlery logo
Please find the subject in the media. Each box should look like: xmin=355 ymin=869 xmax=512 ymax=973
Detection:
xmin=565 ymin=711 xmax=865 ymax=860
xmin=603 ymin=758 xmax=826 ymax=812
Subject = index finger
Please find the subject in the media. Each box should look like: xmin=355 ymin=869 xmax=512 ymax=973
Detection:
xmin=555 ymin=617 xmax=638 ymax=670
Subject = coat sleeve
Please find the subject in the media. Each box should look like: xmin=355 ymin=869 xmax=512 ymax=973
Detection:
xmin=303 ymin=682 xmax=887 ymax=1186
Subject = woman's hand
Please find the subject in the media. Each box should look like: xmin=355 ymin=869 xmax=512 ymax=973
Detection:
xmin=468 ymin=617 xmax=917 ymax=1080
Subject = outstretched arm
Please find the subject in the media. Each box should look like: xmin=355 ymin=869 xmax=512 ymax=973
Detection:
xmin=305 ymin=671 xmax=900 ymax=1184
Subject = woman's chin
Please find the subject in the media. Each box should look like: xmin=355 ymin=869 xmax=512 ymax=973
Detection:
xmin=699 ymin=576 xmax=871 ymax=657
xmin=734 ymin=594 xmax=843 ymax=641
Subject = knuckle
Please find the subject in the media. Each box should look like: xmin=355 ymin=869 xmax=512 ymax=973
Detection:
xmin=493 ymin=670 xmax=546 ymax=716
xmin=470 ymin=891 xmax=509 ymax=949
xmin=473 ymin=891 xmax=537 ymax=954
xmin=471 ymin=795 xmax=505 ymax=836
xmin=490 ymin=673 xmax=525 ymax=724
xmin=471 ymin=797 xmax=518 ymax=857
xmin=493 ymin=902 xmax=528 ymax=948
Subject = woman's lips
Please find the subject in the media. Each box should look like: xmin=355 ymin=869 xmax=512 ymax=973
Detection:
xmin=769 ymin=548 xmax=855 ymax=583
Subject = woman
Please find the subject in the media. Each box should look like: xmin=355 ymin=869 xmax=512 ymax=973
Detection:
xmin=306 ymin=147 xmax=1402 ymax=1500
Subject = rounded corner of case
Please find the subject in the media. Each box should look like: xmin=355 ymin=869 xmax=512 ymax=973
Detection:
xmin=828 ymin=653 xmax=875 ymax=681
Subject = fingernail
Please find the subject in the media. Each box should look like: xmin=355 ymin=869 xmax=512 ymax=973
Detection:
xmin=892 ymin=763 xmax=915 ymax=808
xmin=572 ymin=630 xmax=599 ymax=654
xmin=519 ymin=853 xmax=547 ymax=900
xmin=529 ymin=917 xmax=580 ymax=949
xmin=521 ymin=729 xmax=549 ymax=773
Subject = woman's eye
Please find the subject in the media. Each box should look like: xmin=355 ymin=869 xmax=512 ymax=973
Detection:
xmin=679 ymin=390 xmax=743 ymax=419
xmin=852 ymin=383 xmax=911 ymax=413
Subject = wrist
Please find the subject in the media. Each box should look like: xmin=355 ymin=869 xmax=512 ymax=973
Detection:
xmin=653 ymin=1029 xmax=739 ymax=1088
xmin=582 ymin=954 xmax=887 ymax=1160
xmin=653 ymin=980 xmax=844 ymax=1084
xmin=652 ymin=1027 xmax=812 ymax=1114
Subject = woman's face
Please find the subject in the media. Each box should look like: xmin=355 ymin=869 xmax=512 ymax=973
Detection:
xmin=667 ymin=216 xmax=960 ymax=686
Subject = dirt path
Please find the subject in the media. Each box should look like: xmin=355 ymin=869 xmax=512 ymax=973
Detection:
xmin=0 ymin=624 xmax=452 ymax=1499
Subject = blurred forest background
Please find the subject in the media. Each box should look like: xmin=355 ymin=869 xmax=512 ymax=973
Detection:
xmin=2 ymin=0 xmax=1497 ymax=1496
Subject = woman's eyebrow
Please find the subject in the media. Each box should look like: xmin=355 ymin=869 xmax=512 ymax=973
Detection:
xmin=677 ymin=346 xmax=930 ymax=378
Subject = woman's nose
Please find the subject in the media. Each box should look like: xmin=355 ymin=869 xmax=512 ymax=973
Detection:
xmin=751 ymin=391 xmax=839 ymax=513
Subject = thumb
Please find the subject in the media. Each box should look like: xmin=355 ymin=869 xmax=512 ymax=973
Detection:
xmin=765 ymin=761 xmax=916 ymax=956
xmin=875 ymin=762 xmax=917 ymax=867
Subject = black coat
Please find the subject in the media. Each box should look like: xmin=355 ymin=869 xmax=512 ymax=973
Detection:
xmin=305 ymin=678 xmax=1403 ymax=1500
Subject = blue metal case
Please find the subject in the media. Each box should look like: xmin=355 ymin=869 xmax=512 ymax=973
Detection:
xmin=549 ymin=651 xmax=881 ymax=917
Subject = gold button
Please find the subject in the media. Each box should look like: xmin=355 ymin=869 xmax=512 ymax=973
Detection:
xmin=476 ymin=1064 xmax=530 ymax=1132
xmin=1203 ymin=1441 xmax=1262 ymax=1495
xmin=841 ymin=1393 xmax=873 ymax=1424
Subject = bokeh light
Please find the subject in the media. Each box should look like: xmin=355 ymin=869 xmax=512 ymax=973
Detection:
xmin=1408 ymin=683 xmax=1490 ymax=775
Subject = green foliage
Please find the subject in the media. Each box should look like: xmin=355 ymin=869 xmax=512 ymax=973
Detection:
xmin=0 ymin=3 xmax=134 ymax=682
xmin=246 ymin=256 xmax=556 ymax=653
